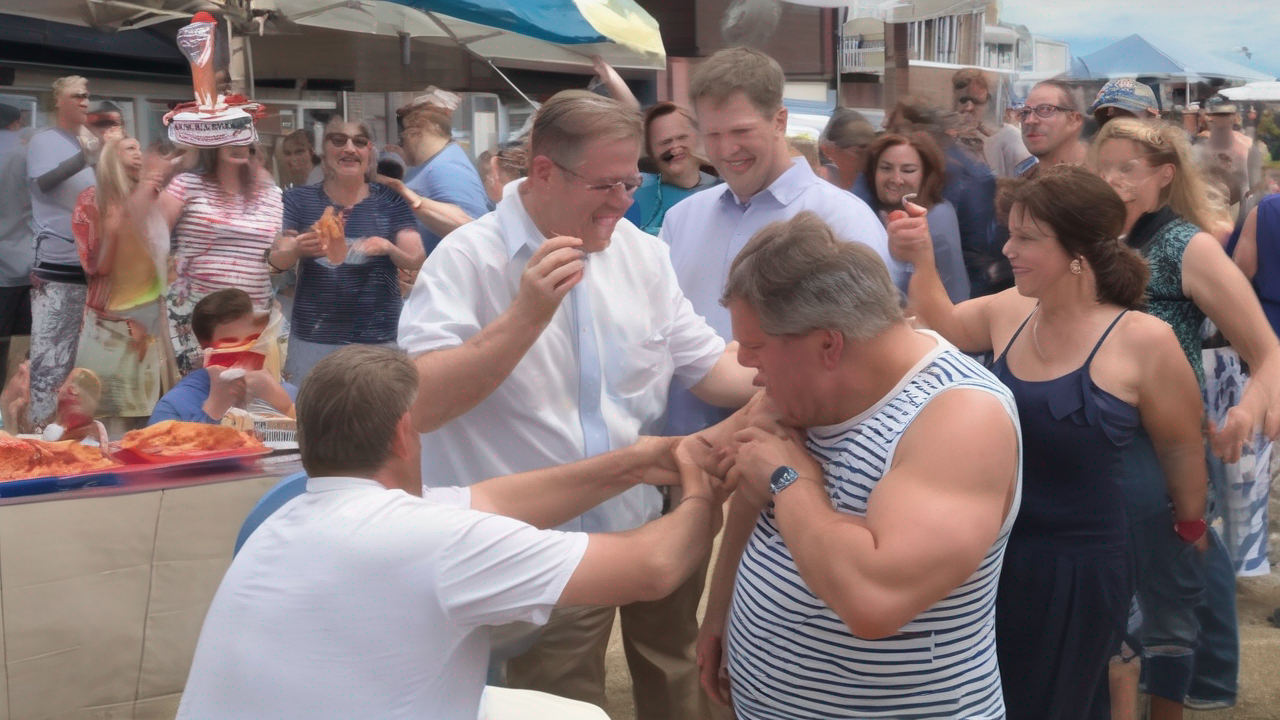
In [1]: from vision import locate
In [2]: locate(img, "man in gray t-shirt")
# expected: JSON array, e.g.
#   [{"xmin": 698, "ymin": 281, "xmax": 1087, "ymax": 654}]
[
  {"xmin": 27, "ymin": 127, "xmax": 95, "ymax": 272},
  {"xmin": 24, "ymin": 76, "xmax": 97, "ymax": 430}
]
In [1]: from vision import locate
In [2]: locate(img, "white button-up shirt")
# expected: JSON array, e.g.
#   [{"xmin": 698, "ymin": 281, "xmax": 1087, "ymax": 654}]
[
  {"xmin": 659, "ymin": 157, "xmax": 898, "ymax": 436},
  {"xmin": 178, "ymin": 477, "xmax": 588, "ymax": 720},
  {"xmin": 399, "ymin": 181, "xmax": 726, "ymax": 533}
]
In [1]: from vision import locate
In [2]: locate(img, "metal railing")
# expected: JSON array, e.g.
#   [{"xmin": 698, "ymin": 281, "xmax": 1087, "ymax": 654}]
[{"xmin": 841, "ymin": 36, "xmax": 886, "ymax": 72}]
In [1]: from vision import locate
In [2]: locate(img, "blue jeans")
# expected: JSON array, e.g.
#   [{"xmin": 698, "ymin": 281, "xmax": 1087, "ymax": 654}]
[
  {"xmin": 1129, "ymin": 509, "xmax": 1202, "ymax": 698},
  {"xmin": 1185, "ymin": 528, "xmax": 1239, "ymax": 707},
  {"xmin": 1139, "ymin": 527, "xmax": 1238, "ymax": 706}
]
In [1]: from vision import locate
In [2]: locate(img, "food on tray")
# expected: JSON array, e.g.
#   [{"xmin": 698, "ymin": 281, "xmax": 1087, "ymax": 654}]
[
  {"xmin": 0, "ymin": 436, "xmax": 120, "ymax": 481},
  {"xmin": 120, "ymin": 420, "xmax": 262, "ymax": 457},
  {"xmin": 221, "ymin": 408, "xmax": 254, "ymax": 434},
  {"xmin": 312, "ymin": 205, "xmax": 347, "ymax": 265}
]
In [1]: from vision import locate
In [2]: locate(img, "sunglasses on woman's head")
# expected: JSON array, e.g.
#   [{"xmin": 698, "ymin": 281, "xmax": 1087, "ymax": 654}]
[{"xmin": 326, "ymin": 134, "xmax": 371, "ymax": 149}]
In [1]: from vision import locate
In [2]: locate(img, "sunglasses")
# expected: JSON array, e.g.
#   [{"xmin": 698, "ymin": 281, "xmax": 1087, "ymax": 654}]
[
  {"xmin": 957, "ymin": 96, "xmax": 988, "ymax": 107},
  {"xmin": 90, "ymin": 119, "xmax": 122, "ymax": 129},
  {"xmin": 326, "ymin": 134, "xmax": 371, "ymax": 149}
]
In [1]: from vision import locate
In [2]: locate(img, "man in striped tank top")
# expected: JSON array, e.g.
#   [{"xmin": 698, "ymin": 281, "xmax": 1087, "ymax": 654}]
[{"xmin": 695, "ymin": 212, "xmax": 1023, "ymax": 719}]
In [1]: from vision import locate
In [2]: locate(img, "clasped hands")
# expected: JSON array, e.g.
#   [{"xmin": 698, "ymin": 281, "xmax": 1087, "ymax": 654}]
[{"xmin": 634, "ymin": 392, "xmax": 823, "ymax": 513}]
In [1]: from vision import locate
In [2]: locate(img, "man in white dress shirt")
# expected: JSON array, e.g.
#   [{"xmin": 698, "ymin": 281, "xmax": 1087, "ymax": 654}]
[
  {"xmin": 179, "ymin": 345, "xmax": 729, "ymax": 720},
  {"xmin": 399, "ymin": 92, "xmax": 758, "ymax": 717}
]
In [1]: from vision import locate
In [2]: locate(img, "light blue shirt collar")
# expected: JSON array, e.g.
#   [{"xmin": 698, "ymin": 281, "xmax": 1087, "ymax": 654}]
[{"xmin": 716, "ymin": 156, "xmax": 819, "ymax": 209}]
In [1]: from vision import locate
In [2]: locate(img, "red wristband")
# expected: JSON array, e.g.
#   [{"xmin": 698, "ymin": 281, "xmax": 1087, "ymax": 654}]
[{"xmin": 1174, "ymin": 518, "xmax": 1207, "ymax": 544}]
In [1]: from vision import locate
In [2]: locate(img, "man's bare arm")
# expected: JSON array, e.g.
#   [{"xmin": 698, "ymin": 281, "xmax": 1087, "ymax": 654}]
[
  {"xmin": 690, "ymin": 343, "xmax": 759, "ymax": 409},
  {"xmin": 745, "ymin": 390, "xmax": 1018, "ymax": 639},
  {"xmin": 470, "ymin": 437, "xmax": 678, "ymax": 529}
]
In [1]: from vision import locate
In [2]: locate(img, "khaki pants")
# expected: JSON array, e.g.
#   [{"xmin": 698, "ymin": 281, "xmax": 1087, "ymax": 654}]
[{"xmin": 507, "ymin": 554, "xmax": 729, "ymax": 720}]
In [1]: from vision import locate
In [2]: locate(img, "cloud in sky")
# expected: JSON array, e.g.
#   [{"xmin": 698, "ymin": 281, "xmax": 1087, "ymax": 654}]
[{"xmin": 999, "ymin": 0, "xmax": 1278, "ymax": 77}]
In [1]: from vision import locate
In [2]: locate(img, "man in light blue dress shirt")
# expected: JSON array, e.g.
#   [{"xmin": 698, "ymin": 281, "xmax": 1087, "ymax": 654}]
[{"xmin": 661, "ymin": 48, "xmax": 899, "ymax": 439}]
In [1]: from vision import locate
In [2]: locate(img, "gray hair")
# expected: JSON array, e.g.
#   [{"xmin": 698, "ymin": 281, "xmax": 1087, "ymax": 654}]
[
  {"xmin": 721, "ymin": 212, "xmax": 902, "ymax": 341},
  {"xmin": 529, "ymin": 91, "xmax": 642, "ymax": 167},
  {"xmin": 322, "ymin": 117, "xmax": 378, "ymax": 181}
]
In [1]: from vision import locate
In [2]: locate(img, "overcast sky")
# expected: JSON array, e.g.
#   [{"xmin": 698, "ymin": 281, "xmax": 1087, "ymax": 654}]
[{"xmin": 999, "ymin": 0, "xmax": 1278, "ymax": 77}]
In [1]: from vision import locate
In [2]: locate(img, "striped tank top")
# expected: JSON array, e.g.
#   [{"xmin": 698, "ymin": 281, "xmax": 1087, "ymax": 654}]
[{"xmin": 727, "ymin": 334, "xmax": 1022, "ymax": 720}]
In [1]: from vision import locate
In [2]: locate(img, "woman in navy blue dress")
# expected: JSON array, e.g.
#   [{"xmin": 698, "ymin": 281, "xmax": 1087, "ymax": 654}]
[{"xmin": 890, "ymin": 164, "xmax": 1209, "ymax": 719}]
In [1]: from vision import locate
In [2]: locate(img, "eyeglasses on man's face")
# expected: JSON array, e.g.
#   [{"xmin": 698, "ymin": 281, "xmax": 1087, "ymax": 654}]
[
  {"xmin": 1017, "ymin": 104, "xmax": 1077, "ymax": 121},
  {"xmin": 326, "ymin": 134, "xmax": 371, "ymax": 149},
  {"xmin": 551, "ymin": 159, "xmax": 642, "ymax": 195}
]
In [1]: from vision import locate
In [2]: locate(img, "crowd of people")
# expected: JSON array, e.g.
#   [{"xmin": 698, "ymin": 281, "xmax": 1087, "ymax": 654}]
[{"xmin": 1, "ymin": 43, "xmax": 1279, "ymax": 720}]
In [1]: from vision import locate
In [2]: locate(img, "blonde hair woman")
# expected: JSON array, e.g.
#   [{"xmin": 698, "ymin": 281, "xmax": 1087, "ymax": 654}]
[
  {"xmin": 1092, "ymin": 117, "xmax": 1280, "ymax": 720},
  {"xmin": 70, "ymin": 138, "xmax": 173, "ymax": 434}
]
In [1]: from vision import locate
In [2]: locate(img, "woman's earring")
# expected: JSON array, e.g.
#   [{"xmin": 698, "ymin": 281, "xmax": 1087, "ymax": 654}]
[{"xmin": 1070, "ymin": 259, "xmax": 1083, "ymax": 275}]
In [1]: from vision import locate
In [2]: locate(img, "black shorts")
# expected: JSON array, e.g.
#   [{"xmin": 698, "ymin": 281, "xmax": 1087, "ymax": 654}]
[{"xmin": 0, "ymin": 285, "xmax": 32, "ymax": 338}]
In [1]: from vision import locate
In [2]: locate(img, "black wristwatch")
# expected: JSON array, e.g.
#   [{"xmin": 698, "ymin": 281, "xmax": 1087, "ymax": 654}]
[{"xmin": 769, "ymin": 466, "xmax": 800, "ymax": 496}]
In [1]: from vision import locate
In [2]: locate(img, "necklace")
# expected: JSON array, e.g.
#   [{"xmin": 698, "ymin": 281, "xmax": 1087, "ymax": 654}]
[{"xmin": 1031, "ymin": 308, "xmax": 1049, "ymax": 362}]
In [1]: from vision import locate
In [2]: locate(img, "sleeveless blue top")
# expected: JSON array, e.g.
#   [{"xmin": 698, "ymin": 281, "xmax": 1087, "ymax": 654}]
[{"xmin": 992, "ymin": 310, "xmax": 1140, "ymax": 550}]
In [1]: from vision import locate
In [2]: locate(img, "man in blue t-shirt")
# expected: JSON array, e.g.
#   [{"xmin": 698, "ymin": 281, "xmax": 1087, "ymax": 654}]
[
  {"xmin": 627, "ymin": 103, "xmax": 719, "ymax": 236},
  {"xmin": 400, "ymin": 109, "xmax": 490, "ymax": 255},
  {"xmin": 149, "ymin": 290, "xmax": 294, "ymax": 426}
]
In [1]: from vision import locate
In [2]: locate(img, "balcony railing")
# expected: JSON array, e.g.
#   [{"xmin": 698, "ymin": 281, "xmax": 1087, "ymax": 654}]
[{"xmin": 841, "ymin": 36, "xmax": 886, "ymax": 72}]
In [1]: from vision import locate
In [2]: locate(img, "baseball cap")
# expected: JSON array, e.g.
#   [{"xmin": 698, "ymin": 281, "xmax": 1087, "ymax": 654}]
[
  {"xmin": 1089, "ymin": 79, "xmax": 1159, "ymax": 120},
  {"xmin": 1204, "ymin": 96, "xmax": 1238, "ymax": 115},
  {"xmin": 87, "ymin": 99, "xmax": 123, "ymax": 117},
  {"xmin": 396, "ymin": 86, "xmax": 461, "ymax": 117}
]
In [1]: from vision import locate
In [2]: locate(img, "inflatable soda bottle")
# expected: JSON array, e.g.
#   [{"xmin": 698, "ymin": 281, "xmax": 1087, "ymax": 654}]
[{"xmin": 177, "ymin": 12, "xmax": 219, "ymax": 110}]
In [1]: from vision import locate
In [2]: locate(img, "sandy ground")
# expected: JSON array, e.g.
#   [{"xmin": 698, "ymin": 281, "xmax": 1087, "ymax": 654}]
[{"xmin": 600, "ymin": 481, "xmax": 1280, "ymax": 720}]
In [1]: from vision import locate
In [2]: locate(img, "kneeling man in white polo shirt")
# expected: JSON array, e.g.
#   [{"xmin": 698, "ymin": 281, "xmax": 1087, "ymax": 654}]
[{"xmin": 178, "ymin": 345, "xmax": 727, "ymax": 720}]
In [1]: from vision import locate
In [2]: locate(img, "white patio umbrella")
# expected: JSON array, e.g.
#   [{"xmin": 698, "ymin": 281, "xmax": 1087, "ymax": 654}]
[{"xmin": 1220, "ymin": 82, "xmax": 1280, "ymax": 102}]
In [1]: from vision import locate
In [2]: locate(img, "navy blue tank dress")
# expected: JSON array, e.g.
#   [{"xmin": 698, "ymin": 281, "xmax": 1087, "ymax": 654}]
[{"xmin": 993, "ymin": 310, "xmax": 1138, "ymax": 720}]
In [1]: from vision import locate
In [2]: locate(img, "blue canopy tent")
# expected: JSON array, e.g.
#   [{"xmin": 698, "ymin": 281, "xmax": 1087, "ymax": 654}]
[
  {"xmin": 1074, "ymin": 34, "xmax": 1273, "ymax": 111},
  {"xmin": 1077, "ymin": 34, "xmax": 1273, "ymax": 84}
]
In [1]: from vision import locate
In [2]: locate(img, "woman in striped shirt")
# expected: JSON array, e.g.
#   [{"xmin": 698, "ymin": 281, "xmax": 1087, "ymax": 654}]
[
  {"xmin": 70, "ymin": 138, "xmax": 173, "ymax": 435},
  {"xmin": 266, "ymin": 119, "xmax": 423, "ymax": 383},
  {"xmin": 151, "ymin": 142, "xmax": 283, "ymax": 375}
]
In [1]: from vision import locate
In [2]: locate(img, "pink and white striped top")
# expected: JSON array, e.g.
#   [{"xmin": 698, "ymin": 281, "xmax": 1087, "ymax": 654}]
[{"xmin": 166, "ymin": 170, "xmax": 282, "ymax": 309}]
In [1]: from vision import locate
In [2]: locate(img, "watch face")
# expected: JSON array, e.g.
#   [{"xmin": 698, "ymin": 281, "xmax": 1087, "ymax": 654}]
[{"xmin": 770, "ymin": 466, "xmax": 799, "ymax": 495}]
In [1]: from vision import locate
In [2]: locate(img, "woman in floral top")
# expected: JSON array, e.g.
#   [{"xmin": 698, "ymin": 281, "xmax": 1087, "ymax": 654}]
[{"xmin": 1093, "ymin": 118, "xmax": 1280, "ymax": 719}]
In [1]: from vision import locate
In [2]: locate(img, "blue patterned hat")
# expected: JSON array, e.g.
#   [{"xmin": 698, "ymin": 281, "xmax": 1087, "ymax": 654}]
[{"xmin": 1089, "ymin": 79, "xmax": 1160, "ymax": 119}]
